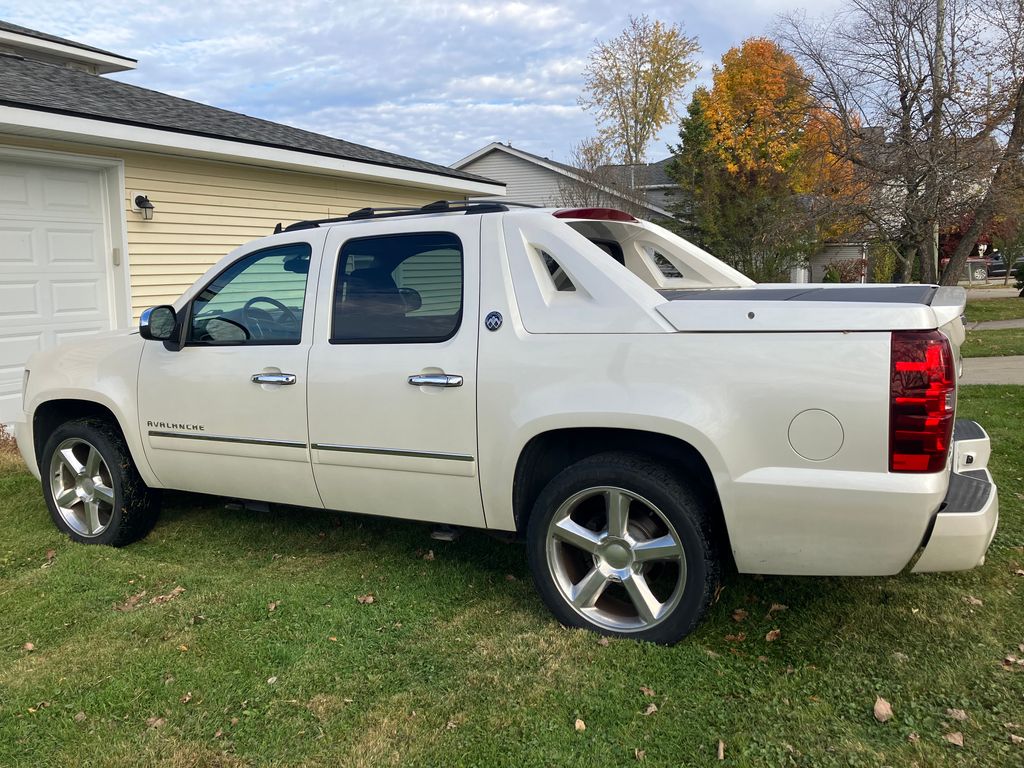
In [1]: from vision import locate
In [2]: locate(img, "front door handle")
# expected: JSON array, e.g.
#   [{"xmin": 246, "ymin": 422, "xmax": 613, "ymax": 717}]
[
  {"xmin": 408, "ymin": 373, "xmax": 463, "ymax": 388},
  {"xmin": 251, "ymin": 372, "xmax": 297, "ymax": 385}
]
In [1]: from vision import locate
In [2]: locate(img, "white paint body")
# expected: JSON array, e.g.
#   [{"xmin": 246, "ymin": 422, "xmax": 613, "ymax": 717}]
[{"xmin": 14, "ymin": 209, "xmax": 998, "ymax": 576}]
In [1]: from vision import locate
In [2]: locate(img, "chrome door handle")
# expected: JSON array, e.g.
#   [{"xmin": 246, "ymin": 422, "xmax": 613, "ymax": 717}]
[
  {"xmin": 408, "ymin": 373, "xmax": 463, "ymax": 388},
  {"xmin": 251, "ymin": 372, "xmax": 297, "ymax": 385}
]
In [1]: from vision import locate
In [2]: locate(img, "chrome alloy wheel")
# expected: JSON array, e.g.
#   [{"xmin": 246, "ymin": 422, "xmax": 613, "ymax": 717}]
[
  {"xmin": 545, "ymin": 486, "xmax": 686, "ymax": 632},
  {"xmin": 49, "ymin": 438, "xmax": 115, "ymax": 537}
]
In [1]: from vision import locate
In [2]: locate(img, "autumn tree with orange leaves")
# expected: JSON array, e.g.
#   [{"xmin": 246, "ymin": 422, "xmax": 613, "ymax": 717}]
[{"xmin": 669, "ymin": 38, "xmax": 860, "ymax": 281}]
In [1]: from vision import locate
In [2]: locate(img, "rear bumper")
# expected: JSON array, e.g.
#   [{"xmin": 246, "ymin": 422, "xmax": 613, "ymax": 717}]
[{"xmin": 912, "ymin": 420, "xmax": 998, "ymax": 572}]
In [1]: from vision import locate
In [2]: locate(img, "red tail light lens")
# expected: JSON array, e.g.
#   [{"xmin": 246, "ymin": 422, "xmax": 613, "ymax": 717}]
[
  {"xmin": 553, "ymin": 208, "xmax": 637, "ymax": 222},
  {"xmin": 889, "ymin": 330, "xmax": 956, "ymax": 472}
]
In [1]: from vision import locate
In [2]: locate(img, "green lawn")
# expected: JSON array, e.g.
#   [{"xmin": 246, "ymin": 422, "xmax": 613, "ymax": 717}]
[
  {"xmin": 962, "ymin": 328, "xmax": 1024, "ymax": 358},
  {"xmin": 964, "ymin": 297, "xmax": 1024, "ymax": 323},
  {"xmin": 1, "ymin": 388, "xmax": 1022, "ymax": 767}
]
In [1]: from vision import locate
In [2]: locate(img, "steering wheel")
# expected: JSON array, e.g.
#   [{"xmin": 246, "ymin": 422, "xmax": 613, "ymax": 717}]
[{"xmin": 243, "ymin": 296, "xmax": 299, "ymax": 336}]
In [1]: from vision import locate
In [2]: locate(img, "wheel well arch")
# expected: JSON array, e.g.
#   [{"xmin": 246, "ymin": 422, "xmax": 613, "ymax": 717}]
[
  {"xmin": 512, "ymin": 427, "xmax": 727, "ymax": 540},
  {"xmin": 32, "ymin": 399, "xmax": 127, "ymax": 466}
]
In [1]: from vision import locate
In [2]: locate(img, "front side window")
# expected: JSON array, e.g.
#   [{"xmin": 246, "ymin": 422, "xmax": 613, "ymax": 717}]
[
  {"xmin": 188, "ymin": 243, "xmax": 311, "ymax": 345},
  {"xmin": 331, "ymin": 232, "xmax": 463, "ymax": 343}
]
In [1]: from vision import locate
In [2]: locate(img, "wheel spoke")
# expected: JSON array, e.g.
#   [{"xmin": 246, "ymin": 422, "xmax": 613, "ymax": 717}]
[
  {"xmin": 84, "ymin": 446, "xmax": 102, "ymax": 476},
  {"xmin": 93, "ymin": 483, "xmax": 115, "ymax": 505},
  {"xmin": 605, "ymin": 489, "xmax": 630, "ymax": 538},
  {"xmin": 55, "ymin": 487, "xmax": 79, "ymax": 509},
  {"xmin": 59, "ymin": 447, "xmax": 84, "ymax": 475},
  {"xmin": 570, "ymin": 568, "xmax": 610, "ymax": 609},
  {"xmin": 84, "ymin": 500, "xmax": 101, "ymax": 535},
  {"xmin": 623, "ymin": 573, "xmax": 662, "ymax": 624},
  {"xmin": 633, "ymin": 534, "xmax": 683, "ymax": 563},
  {"xmin": 551, "ymin": 518, "xmax": 602, "ymax": 554}
]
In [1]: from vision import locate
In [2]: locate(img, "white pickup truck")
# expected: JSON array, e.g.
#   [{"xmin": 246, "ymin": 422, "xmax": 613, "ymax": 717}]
[{"xmin": 14, "ymin": 202, "xmax": 999, "ymax": 644}]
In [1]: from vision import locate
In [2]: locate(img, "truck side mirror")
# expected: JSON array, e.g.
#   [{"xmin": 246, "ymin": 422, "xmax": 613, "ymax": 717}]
[{"xmin": 140, "ymin": 305, "xmax": 178, "ymax": 342}]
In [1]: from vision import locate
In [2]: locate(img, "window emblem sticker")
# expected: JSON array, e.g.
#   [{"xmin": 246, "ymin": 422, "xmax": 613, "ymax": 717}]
[{"xmin": 485, "ymin": 311, "xmax": 503, "ymax": 331}]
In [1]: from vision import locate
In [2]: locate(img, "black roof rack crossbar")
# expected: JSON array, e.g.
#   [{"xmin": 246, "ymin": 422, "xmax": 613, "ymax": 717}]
[{"xmin": 278, "ymin": 199, "xmax": 539, "ymax": 232}]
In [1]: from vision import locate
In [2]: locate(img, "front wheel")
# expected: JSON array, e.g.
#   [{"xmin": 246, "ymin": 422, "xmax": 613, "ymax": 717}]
[
  {"xmin": 972, "ymin": 266, "xmax": 988, "ymax": 281},
  {"xmin": 41, "ymin": 417, "xmax": 159, "ymax": 546},
  {"xmin": 526, "ymin": 452, "xmax": 722, "ymax": 645}
]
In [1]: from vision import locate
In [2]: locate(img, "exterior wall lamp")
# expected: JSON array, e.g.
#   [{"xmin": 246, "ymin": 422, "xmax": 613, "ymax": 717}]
[{"xmin": 134, "ymin": 194, "xmax": 155, "ymax": 220}]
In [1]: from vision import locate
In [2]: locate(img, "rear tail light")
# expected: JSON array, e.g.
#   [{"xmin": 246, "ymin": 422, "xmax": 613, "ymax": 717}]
[
  {"xmin": 889, "ymin": 330, "xmax": 956, "ymax": 472},
  {"xmin": 553, "ymin": 208, "xmax": 637, "ymax": 222}
]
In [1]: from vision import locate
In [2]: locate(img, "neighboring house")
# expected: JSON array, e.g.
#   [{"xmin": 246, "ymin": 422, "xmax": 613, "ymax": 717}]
[
  {"xmin": 807, "ymin": 242, "xmax": 868, "ymax": 282},
  {"xmin": 451, "ymin": 142, "xmax": 673, "ymax": 220},
  {"xmin": 594, "ymin": 157, "xmax": 680, "ymax": 214},
  {"xmin": 0, "ymin": 20, "xmax": 502, "ymax": 423}
]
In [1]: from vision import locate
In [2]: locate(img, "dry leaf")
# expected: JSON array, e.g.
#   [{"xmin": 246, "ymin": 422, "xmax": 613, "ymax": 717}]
[
  {"xmin": 643, "ymin": 703, "xmax": 658, "ymax": 716},
  {"xmin": 946, "ymin": 708, "xmax": 968, "ymax": 722},
  {"xmin": 1010, "ymin": 734, "xmax": 1024, "ymax": 745},
  {"xmin": 356, "ymin": 594, "xmax": 375, "ymax": 605},
  {"xmin": 74, "ymin": 711, "xmax": 86, "ymax": 722},
  {"xmin": 944, "ymin": 731, "xmax": 964, "ymax": 747},
  {"xmin": 505, "ymin": 574, "xmax": 517, "ymax": 581},
  {"xmin": 214, "ymin": 728, "xmax": 223, "ymax": 739},
  {"xmin": 267, "ymin": 600, "xmax": 279, "ymax": 612},
  {"xmin": 1013, "ymin": 569, "xmax": 1024, "ymax": 577},
  {"xmin": 150, "ymin": 586, "xmax": 185, "ymax": 605},
  {"xmin": 597, "ymin": 637, "xmax": 610, "ymax": 647},
  {"xmin": 765, "ymin": 629, "xmax": 782, "ymax": 642},
  {"xmin": 329, "ymin": 636, "xmax": 337, "ymax": 642},
  {"xmin": 423, "ymin": 550, "xmax": 435, "ymax": 561},
  {"xmin": 634, "ymin": 748, "xmax": 646, "ymax": 761},
  {"xmin": 22, "ymin": 642, "xmax": 34, "ymax": 651},
  {"xmin": 1007, "ymin": 723, "xmax": 1022, "ymax": 730},
  {"xmin": 44, "ymin": 549, "xmax": 56, "ymax": 567},
  {"xmin": 873, "ymin": 696, "xmax": 894, "ymax": 723},
  {"xmin": 231, "ymin": 717, "xmax": 240, "ymax": 725},
  {"xmin": 718, "ymin": 740, "xmax": 725, "ymax": 760},
  {"xmin": 640, "ymin": 686, "xmax": 655, "ymax": 697},
  {"xmin": 892, "ymin": 651, "xmax": 910, "ymax": 663},
  {"xmin": 725, "ymin": 633, "xmax": 745, "ymax": 642},
  {"xmin": 267, "ymin": 676, "xmax": 278, "ymax": 685},
  {"xmin": 908, "ymin": 732, "xmax": 920, "ymax": 743},
  {"xmin": 767, "ymin": 602, "xmax": 788, "ymax": 617},
  {"xmin": 146, "ymin": 716, "xmax": 166, "ymax": 729},
  {"xmin": 177, "ymin": 644, "xmax": 188, "ymax": 652},
  {"xmin": 732, "ymin": 608, "xmax": 748, "ymax": 622},
  {"xmin": 114, "ymin": 591, "xmax": 147, "ymax": 611},
  {"xmin": 963, "ymin": 596, "xmax": 983, "ymax": 607},
  {"xmin": 180, "ymin": 692, "xmax": 193, "ymax": 704},
  {"xmin": 574, "ymin": 718, "xmax": 586, "ymax": 732}
]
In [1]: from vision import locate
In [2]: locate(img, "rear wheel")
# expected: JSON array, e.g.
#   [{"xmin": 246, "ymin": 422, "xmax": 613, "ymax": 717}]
[
  {"xmin": 41, "ymin": 418, "xmax": 159, "ymax": 546},
  {"xmin": 972, "ymin": 266, "xmax": 988, "ymax": 281},
  {"xmin": 526, "ymin": 452, "xmax": 721, "ymax": 644}
]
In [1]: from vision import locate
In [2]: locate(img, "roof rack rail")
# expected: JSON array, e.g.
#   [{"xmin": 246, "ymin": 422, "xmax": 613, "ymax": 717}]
[{"xmin": 274, "ymin": 199, "xmax": 539, "ymax": 233}]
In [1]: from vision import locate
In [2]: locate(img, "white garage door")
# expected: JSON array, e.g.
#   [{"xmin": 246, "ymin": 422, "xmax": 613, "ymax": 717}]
[{"xmin": 0, "ymin": 160, "xmax": 114, "ymax": 424}]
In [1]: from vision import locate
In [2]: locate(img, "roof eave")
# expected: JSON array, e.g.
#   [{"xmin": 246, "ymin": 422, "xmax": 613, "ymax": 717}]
[
  {"xmin": 0, "ymin": 105, "xmax": 506, "ymax": 196},
  {"xmin": 0, "ymin": 29, "xmax": 136, "ymax": 74}
]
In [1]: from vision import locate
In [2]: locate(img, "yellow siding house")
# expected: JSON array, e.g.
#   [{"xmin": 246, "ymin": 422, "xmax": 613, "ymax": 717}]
[{"xmin": 0, "ymin": 20, "xmax": 502, "ymax": 423}]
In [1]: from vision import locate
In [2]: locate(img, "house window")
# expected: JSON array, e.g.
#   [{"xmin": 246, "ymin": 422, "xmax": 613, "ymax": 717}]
[{"xmin": 331, "ymin": 232, "xmax": 463, "ymax": 343}]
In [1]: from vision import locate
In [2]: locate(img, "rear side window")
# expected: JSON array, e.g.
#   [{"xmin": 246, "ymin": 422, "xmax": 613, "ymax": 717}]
[{"xmin": 331, "ymin": 232, "xmax": 463, "ymax": 343}]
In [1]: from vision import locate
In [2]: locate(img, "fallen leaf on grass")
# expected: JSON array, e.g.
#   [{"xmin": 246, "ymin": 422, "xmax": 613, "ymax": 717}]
[
  {"xmin": 114, "ymin": 591, "xmax": 147, "ymax": 612},
  {"xmin": 946, "ymin": 708, "xmax": 968, "ymax": 722},
  {"xmin": 765, "ymin": 629, "xmax": 781, "ymax": 642},
  {"xmin": 214, "ymin": 729, "xmax": 223, "ymax": 739},
  {"xmin": 267, "ymin": 600, "xmax": 279, "ymax": 612},
  {"xmin": 963, "ymin": 596, "xmax": 983, "ymax": 607},
  {"xmin": 718, "ymin": 740, "xmax": 725, "ymax": 760},
  {"xmin": 505, "ymin": 573, "xmax": 517, "ymax": 581},
  {"xmin": 22, "ymin": 642, "xmax": 34, "ymax": 651},
  {"xmin": 180, "ymin": 692, "xmax": 192, "ymax": 704},
  {"xmin": 267, "ymin": 676, "xmax": 278, "ymax": 685},
  {"xmin": 1013, "ymin": 569, "xmax": 1024, "ymax": 577},
  {"xmin": 892, "ymin": 651, "xmax": 910, "ymax": 663},
  {"xmin": 643, "ymin": 703, "xmax": 658, "ymax": 716},
  {"xmin": 574, "ymin": 718, "xmax": 586, "ymax": 732},
  {"xmin": 597, "ymin": 637, "xmax": 610, "ymax": 647},
  {"xmin": 634, "ymin": 748, "xmax": 646, "ymax": 761},
  {"xmin": 177, "ymin": 644, "xmax": 188, "ymax": 653},
  {"xmin": 640, "ymin": 686, "xmax": 655, "ymax": 697},
  {"xmin": 146, "ymin": 716, "xmax": 166, "ymax": 729},
  {"xmin": 423, "ymin": 550, "xmax": 435, "ymax": 561},
  {"xmin": 329, "ymin": 636, "xmax": 337, "ymax": 642},
  {"xmin": 873, "ymin": 697, "xmax": 894, "ymax": 723},
  {"xmin": 767, "ymin": 602, "xmax": 788, "ymax": 618},
  {"xmin": 732, "ymin": 608, "xmax": 748, "ymax": 622},
  {"xmin": 908, "ymin": 732, "xmax": 920, "ymax": 743},
  {"xmin": 724, "ymin": 633, "xmax": 745, "ymax": 643},
  {"xmin": 150, "ymin": 586, "xmax": 185, "ymax": 605},
  {"xmin": 1010, "ymin": 734, "xmax": 1024, "ymax": 745},
  {"xmin": 42, "ymin": 549, "xmax": 56, "ymax": 568},
  {"xmin": 356, "ymin": 594, "xmax": 375, "ymax": 605},
  {"xmin": 944, "ymin": 731, "xmax": 964, "ymax": 747},
  {"xmin": 1007, "ymin": 723, "xmax": 1022, "ymax": 730}
]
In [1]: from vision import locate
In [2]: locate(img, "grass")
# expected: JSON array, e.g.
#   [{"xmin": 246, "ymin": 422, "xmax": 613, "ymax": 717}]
[
  {"xmin": 1, "ymin": 387, "xmax": 1023, "ymax": 767},
  {"xmin": 964, "ymin": 297, "xmax": 1024, "ymax": 323},
  {"xmin": 962, "ymin": 328, "xmax": 1024, "ymax": 358}
]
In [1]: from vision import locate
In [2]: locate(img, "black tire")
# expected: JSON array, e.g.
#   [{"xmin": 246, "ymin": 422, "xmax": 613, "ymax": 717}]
[
  {"xmin": 526, "ymin": 451, "xmax": 721, "ymax": 645},
  {"xmin": 41, "ymin": 417, "xmax": 159, "ymax": 546}
]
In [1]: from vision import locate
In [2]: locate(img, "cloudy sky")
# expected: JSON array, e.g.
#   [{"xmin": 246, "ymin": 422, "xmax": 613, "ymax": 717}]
[{"xmin": 1, "ymin": 0, "xmax": 840, "ymax": 168}]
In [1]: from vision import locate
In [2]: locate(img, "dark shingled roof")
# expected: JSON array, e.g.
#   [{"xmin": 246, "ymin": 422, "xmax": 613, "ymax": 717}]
[
  {"xmin": 0, "ymin": 53, "xmax": 496, "ymax": 187},
  {"xmin": 597, "ymin": 157, "xmax": 675, "ymax": 188},
  {"xmin": 0, "ymin": 19, "xmax": 134, "ymax": 61}
]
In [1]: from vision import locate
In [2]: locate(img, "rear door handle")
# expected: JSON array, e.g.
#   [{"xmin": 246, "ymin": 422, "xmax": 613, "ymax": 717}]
[
  {"xmin": 251, "ymin": 372, "xmax": 297, "ymax": 385},
  {"xmin": 408, "ymin": 373, "xmax": 463, "ymax": 388}
]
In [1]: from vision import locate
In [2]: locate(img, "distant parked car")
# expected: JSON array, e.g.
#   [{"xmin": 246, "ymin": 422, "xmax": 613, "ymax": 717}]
[
  {"xmin": 987, "ymin": 253, "xmax": 1008, "ymax": 278},
  {"xmin": 939, "ymin": 256, "xmax": 990, "ymax": 282}
]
